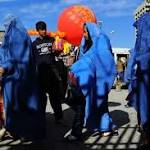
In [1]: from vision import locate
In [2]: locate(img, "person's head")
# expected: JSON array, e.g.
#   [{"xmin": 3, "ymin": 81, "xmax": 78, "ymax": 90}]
[
  {"xmin": 82, "ymin": 23, "xmax": 93, "ymax": 52},
  {"xmin": 83, "ymin": 23, "xmax": 89, "ymax": 40},
  {"xmin": 36, "ymin": 21, "xmax": 47, "ymax": 38}
]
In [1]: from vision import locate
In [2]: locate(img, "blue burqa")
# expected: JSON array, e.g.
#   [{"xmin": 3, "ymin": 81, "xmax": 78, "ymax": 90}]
[
  {"xmin": 0, "ymin": 16, "xmax": 45, "ymax": 139},
  {"xmin": 71, "ymin": 22, "xmax": 117, "ymax": 132},
  {"xmin": 125, "ymin": 13, "xmax": 150, "ymax": 135}
]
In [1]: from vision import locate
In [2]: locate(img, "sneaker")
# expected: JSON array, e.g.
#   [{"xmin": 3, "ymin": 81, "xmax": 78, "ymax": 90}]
[
  {"xmin": 64, "ymin": 134, "xmax": 81, "ymax": 142},
  {"xmin": 100, "ymin": 130, "xmax": 118, "ymax": 137}
]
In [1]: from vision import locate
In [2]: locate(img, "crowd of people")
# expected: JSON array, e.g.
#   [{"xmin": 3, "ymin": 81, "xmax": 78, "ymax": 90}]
[{"xmin": 0, "ymin": 13, "xmax": 150, "ymax": 149}]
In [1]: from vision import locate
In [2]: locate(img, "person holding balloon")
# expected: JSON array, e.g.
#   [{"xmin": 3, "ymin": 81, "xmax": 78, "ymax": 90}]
[{"xmin": 64, "ymin": 22, "xmax": 118, "ymax": 141}]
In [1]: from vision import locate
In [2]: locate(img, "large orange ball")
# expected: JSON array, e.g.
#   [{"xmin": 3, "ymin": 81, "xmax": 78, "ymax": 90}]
[{"xmin": 57, "ymin": 5, "xmax": 97, "ymax": 46}]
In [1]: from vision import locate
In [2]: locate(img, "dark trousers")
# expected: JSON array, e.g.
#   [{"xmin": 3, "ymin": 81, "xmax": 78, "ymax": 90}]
[
  {"xmin": 38, "ymin": 63, "xmax": 63, "ymax": 119},
  {"xmin": 55, "ymin": 60, "xmax": 68, "ymax": 99},
  {"xmin": 71, "ymin": 89, "xmax": 85, "ymax": 137},
  {"xmin": 40, "ymin": 89, "xmax": 63, "ymax": 120}
]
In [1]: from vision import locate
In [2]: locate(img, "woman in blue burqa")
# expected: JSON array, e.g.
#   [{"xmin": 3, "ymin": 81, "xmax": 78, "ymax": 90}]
[
  {"xmin": 124, "ymin": 13, "xmax": 150, "ymax": 148},
  {"xmin": 65, "ymin": 22, "xmax": 118, "ymax": 141},
  {"xmin": 0, "ymin": 15, "xmax": 46, "ymax": 140}
]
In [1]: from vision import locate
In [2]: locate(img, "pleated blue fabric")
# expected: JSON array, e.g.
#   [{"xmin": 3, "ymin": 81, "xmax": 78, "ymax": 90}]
[
  {"xmin": 0, "ymin": 15, "xmax": 45, "ymax": 140},
  {"xmin": 125, "ymin": 13, "xmax": 150, "ymax": 135},
  {"xmin": 71, "ymin": 22, "xmax": 117, "ymax": 132}
]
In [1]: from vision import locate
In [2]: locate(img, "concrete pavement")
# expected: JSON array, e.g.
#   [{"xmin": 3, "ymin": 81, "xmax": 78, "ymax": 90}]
[{"xmin": 0, "ymin": 89, "xmax": 142, "ymax": 150}]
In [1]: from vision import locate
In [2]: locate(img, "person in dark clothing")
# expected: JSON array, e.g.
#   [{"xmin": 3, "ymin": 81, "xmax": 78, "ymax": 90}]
[
  {"xmin": 64, "ymin": 71, "xmax": 85, "ymax": 141},
  {"xmin": 32, "ymin": 21, "xmax": 63, "ymax": 122}
]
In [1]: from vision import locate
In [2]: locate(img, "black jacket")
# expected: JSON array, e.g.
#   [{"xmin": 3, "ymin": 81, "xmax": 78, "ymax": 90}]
[{"xmin": 32, "ymin": 35, "xmax": 55, "ymax": 66}]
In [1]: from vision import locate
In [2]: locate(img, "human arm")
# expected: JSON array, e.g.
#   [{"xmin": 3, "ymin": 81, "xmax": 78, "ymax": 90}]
[
  {"xmin": 0, "ymin": 48, "xmax": 14, "ymax": 77},
  {"xmin": 0, "ymin": 67, "xmax": 4, "ymax": 77}
]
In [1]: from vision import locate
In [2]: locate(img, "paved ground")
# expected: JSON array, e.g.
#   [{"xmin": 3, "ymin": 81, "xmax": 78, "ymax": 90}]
[{"xmin": 0, "ymin": 89, "xmax": 142, "ymax": 150}]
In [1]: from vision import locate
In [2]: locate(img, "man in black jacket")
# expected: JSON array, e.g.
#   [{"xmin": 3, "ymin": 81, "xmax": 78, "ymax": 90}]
[{"xmin": 32, "ymin": 21, "xmax": 63, "ymax": 122}]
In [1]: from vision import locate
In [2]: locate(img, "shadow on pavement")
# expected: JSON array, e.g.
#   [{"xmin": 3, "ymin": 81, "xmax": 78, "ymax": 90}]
[
  {"xmin": 0, "ymin": 108, "xmax": 91, "ymax": 150},
  {"xmin": 0, "ymin": 106, "xmax": 142, "ymax": 150},
  {"xmin": 108, "ymin": 102, "xmax": 121, "ymax": 107},
  {"xmin": 110, "ymin": 110, "xmax": 130, "ymax": 127}
]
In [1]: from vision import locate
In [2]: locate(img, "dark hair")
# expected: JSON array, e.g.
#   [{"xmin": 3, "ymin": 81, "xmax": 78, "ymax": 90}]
[{"xmin": 36, "ymin": 21, "xmax": 47, "ymax": 31}]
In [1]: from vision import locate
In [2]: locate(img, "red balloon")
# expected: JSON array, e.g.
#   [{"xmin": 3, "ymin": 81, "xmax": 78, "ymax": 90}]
[{"xmin": 57, "ymin": 5, "xmax": 97, "ymax": 46}]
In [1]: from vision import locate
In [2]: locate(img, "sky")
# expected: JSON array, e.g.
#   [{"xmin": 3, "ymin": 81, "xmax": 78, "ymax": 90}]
[{"xmin": 0, "ymin": 0, "xmax": 143, "ymax": 48}]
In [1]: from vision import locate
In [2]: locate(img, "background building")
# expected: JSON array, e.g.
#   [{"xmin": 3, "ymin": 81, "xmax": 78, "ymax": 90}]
[
  {"xmin": 112, "ymin": 47, "xmax": 130, "ymax": 63},
  {"xmin": 134, "ymin": 0, "xmax": 150, "ymax": 20}
]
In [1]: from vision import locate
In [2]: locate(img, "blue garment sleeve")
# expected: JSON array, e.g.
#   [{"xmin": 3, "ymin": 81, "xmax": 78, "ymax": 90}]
[{"xmin": 124, "ymin": 49, "xmax": 137, "ymax": 83}]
